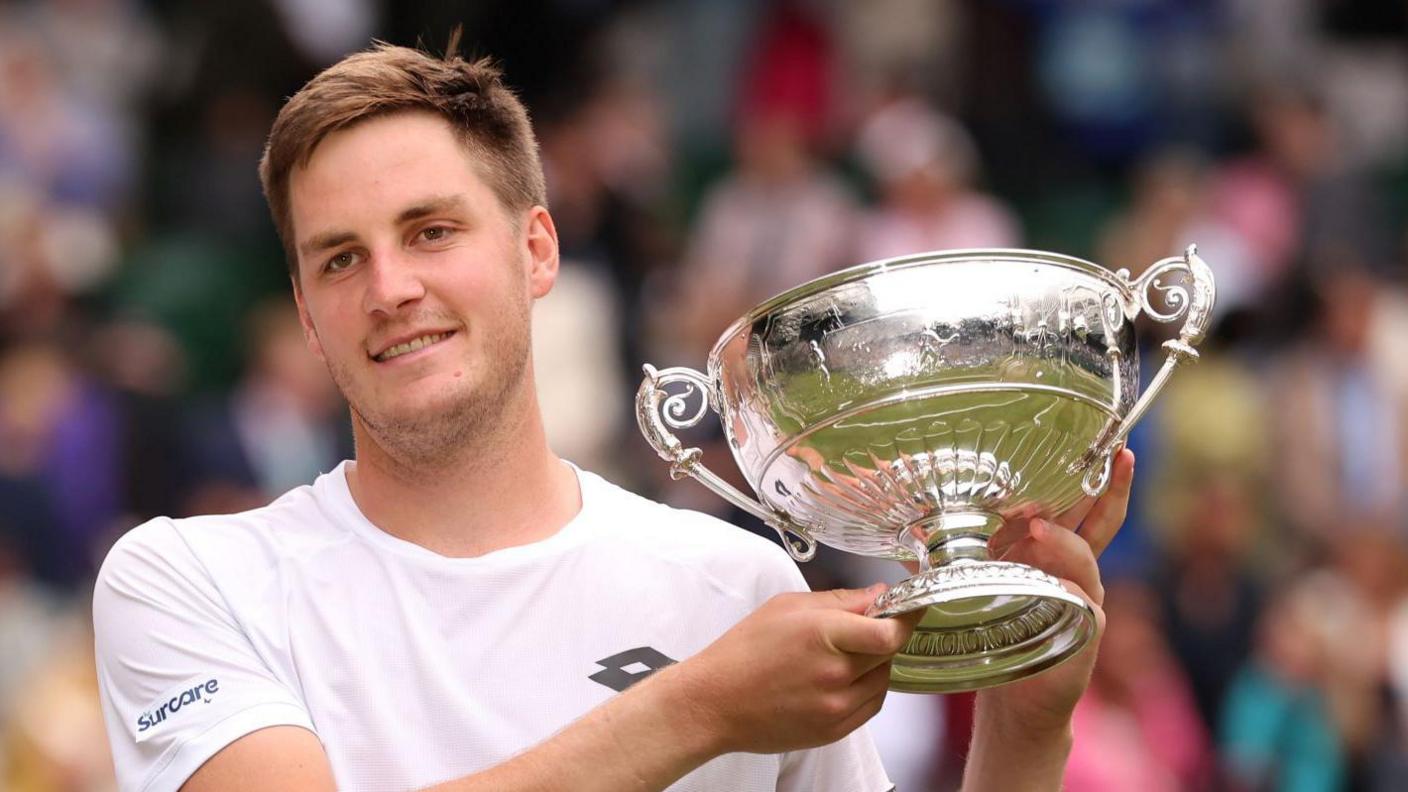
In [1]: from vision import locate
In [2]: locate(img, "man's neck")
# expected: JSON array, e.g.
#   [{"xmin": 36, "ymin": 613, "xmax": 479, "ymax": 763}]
[{"xmin": 343, "ymin": 397, "xmax": 581, "ymax": 558}]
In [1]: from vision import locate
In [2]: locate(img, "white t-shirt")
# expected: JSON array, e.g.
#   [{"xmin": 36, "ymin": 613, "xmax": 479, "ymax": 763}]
[{"xmin": 93, "ymin": 463, "xmax": 892, "ymax": 792}]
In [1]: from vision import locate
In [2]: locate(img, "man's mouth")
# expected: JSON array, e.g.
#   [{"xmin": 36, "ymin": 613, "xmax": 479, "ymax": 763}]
[{"xmin": 371, "ymin": 331, "xmax": 456, "ymax": 362}]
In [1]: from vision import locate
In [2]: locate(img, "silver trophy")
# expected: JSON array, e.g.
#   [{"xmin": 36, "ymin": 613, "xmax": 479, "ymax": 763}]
[{"xmin": 638, "ymin": 246, "xmax": 1214, "ymax": 692}]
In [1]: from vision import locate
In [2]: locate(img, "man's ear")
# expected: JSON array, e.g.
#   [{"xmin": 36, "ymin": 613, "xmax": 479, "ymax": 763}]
[
  {"xmin": 522, "ymin": 206, "xmax": 560, "ymax": 299},
  {"xmin": 291, "ymin": 277, "xmax": 325, "ymax": 361}
]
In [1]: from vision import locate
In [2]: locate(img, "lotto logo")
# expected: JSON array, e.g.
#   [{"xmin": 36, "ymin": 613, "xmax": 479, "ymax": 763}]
[{"xmin": 588, "ymin": 647, "xmax": 676, "ymax": 692}]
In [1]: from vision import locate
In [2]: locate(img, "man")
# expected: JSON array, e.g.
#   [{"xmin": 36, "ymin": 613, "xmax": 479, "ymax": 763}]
[{"xmin": 94, "ymin": 41, "xmax": 1132, "ymax": 791}]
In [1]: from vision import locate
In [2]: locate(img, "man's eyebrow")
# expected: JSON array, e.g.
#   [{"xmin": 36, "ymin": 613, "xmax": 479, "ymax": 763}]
[
  {"xmin": 298, "ymin": 196, "xmax": 468, "ymax": 257},
  {"xmin": 300, "ymin": 230, "xmax": 357, "ymax": 258},
  {"xmin": 395, "ymin": 195, "xmax": 467, "ymax": 224}
]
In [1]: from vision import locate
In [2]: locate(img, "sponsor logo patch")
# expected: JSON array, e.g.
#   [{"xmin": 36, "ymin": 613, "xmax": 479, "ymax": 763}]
[
  {"xmin": 136, "ymin": 678, "xmax": 220, "ymax": 735},
  {"xmin": 589, "ymin": 647, "xmax": 676, "ymax": 692}
]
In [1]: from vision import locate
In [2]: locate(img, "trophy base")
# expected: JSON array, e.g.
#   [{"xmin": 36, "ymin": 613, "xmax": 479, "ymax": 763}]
[{"xmin": 867, "ymin": 561, "xmax": 1096, "ymax": 693}]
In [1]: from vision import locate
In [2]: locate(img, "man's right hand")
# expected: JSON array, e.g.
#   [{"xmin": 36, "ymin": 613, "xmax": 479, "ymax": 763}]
[{"xmin": 657, "ymin": 584, "xmax": 923, "ymax": 756}]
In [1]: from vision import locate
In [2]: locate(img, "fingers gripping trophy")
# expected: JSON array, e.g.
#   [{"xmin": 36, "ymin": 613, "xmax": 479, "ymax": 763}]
[{"xmin": 638, "ymin": 246, "xmax": 1215, "ymax": 692}]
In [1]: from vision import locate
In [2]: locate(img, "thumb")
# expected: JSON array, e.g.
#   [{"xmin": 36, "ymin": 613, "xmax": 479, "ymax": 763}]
[{"xmin": 815, "ymin": 583, "xmax": 889, "ymax": 614}]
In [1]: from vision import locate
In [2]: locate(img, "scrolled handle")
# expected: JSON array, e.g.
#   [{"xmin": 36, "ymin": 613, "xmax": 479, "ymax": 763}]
[
  {"xmin": 1080, "ymin": 245, "xmax": 1217, "ymax": 497},
  {"xmin": 636, "ymin": 364, "xmax": 818, "ymax": 561}
]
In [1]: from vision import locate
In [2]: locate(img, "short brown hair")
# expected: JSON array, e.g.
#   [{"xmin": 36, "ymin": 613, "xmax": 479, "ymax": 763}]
[{"xmin": 258, "ymin": 40, "xmax": 546, "ymax": 281}]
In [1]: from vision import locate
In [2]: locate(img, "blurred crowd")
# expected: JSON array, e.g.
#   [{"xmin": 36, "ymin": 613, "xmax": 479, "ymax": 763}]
[{"xmin": 2, "ymin": 1, "xmax": 1407, "ymax": 790}]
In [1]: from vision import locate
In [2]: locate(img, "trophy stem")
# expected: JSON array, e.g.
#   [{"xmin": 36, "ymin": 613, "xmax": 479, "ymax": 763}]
[{"xmin": 900, "ymin": 511, "xmax": 1004, "ymax": 571}]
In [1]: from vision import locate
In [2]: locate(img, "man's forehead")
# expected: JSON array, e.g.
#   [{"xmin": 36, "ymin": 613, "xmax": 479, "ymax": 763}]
[
  {"xmin": 291, "ymin": 114, "xmax": 470, "ymax": 195},
  {"xmin": 285, "ymin": 113, "xmax": 511, "ymax": 248},
  {"xmin": 305, "ymin": 109, "xmax": 457, "ymax": 160},
  {"xmin": 289, "ymin": 154, "xmax": 484, "ymax": 238}
]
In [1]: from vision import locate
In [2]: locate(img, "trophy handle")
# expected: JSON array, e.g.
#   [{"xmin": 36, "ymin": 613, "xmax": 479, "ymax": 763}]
[
  {"xmin": 636, "ymin": 364, "xmax": 819, "ymax": 562},
  {"xmin": 1082, "ymin": 244, "xmax": 1217, "ymax": 496}
]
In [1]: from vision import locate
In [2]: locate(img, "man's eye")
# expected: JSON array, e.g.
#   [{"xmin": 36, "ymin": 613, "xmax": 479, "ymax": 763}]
[
  {"xmin": 420, "ymin": 226, "xmax": 453, "ymax": 242},
  {"xmin": 325, "ymin": 251, "xmax": 356, "ymax": 272}
]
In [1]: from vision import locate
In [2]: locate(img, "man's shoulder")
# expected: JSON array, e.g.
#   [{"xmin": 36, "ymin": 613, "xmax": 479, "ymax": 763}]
[
  {"xmin": 576, "ymin": 468, "xmax": 802, "ymax": 579},
  {"xmin": 98, "ymin": 477, "xmax": 347, "ymax": 588}
]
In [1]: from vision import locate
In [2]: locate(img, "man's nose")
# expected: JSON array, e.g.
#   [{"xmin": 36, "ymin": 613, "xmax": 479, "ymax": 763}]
[{"xmin": 362, "ymin": 251, "xmax": 426, "ymax": 315}]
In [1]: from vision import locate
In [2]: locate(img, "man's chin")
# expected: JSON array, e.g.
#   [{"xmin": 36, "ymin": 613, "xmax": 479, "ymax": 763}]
[
  {"xmin": 351, "ymin": 384, "xmax": 473, "ymax": 427},
  {"xmin": 385, "ymin": 393, "xmax": 476, "ymax": 425},
  {"xmin": 344, "ymin": 357, "xmax": 525, "ymax": 454}
]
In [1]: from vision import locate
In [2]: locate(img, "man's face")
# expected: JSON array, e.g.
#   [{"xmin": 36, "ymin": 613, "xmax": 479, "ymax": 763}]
[{"xmin": 288, "ymin": 110, "xmax": 557, "ymax": 463}]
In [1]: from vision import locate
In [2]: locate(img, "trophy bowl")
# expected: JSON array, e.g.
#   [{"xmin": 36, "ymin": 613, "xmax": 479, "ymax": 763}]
[{"xmin": 638, "ymin": 246, "xmax": 1215, "ymax": 692}]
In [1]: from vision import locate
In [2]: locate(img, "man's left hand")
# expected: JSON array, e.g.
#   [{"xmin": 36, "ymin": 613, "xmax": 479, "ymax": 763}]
[{"xmin": 976, "ymin": 447, "xmax": 1135, "ymax": 735}]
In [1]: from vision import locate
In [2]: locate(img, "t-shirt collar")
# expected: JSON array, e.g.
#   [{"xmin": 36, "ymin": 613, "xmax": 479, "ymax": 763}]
[{"xmin": 314, "ymin": 459, "xmax": 594, "ymax": 565}]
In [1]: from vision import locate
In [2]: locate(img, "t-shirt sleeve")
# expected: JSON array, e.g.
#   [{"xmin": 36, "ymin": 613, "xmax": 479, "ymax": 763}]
[
  {"xmin": 777, "ymin": 721, "xmax": 893, "ymax": 791},
  {"xmin": 93, "ymin": 518, "xmax": 315, "ymax": 792}
]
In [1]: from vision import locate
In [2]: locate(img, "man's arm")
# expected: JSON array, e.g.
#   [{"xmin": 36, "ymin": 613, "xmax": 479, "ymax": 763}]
[
  {"xmin": 180, "ymin": 727, "xmax": 336, "ymax": 790},
  {"xmin": 185, "ymin": 585, "xmax": 919, "ymax": 792},
  {"xmin": 184, "ymin": 657, "xmax": 717, "ymax": 791}
]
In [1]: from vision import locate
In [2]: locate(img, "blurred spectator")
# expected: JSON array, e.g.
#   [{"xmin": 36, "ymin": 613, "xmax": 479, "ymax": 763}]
[
  {"xmin": 154, "ymin": 86, "xmax": 281, "ymax": 242},
  {"xmin": 0, "ymin": 22, "xmax": 135, "ymax": 212},
  {"xmin": 2, "ymin": 613, "xmax": 112, "ymax": 792},
  {"xmin": 268, "ymin": 0, "xmax": 377, "ymax": 66},
  {"xmin": 1147, "ymin": 329, "xmax": 1273, "ymax": 737},
  {"xmin": 734, "ymin": 1, "xmax": 835, "ymax": 149},
  {"xmin": 538, "ymin": 72, "xmax": 675, "ymax": 399},
  {"xmin": 650, "ymin": 109, "xmax": 857, "ymax": 532},
  {"xmin": 1322, "ymin": 531, "xmax": 1408, "ymax": 788},
  {"xmin": 0, "ymin": 341, "xmax": 122, "ymax": 590},
  {"xmin": 15, "ymin": 0, "xmax": 164, "ymax": 120},
  {"xmin": 1151, "ymin": 342, "xmax": 1272, "ymax": 527},
  {"xmin": 1098, "ymin": 148, "xmax": 1260, "ymax": 318},
  {"xmin": 104, "ymin": 230, "xmax": 283, "ymax": 393},
  {"xmin": 1024, "ymin": 1, "xmax": 1227, "ymax": 164},
  {"xmin": 833, "ymin": 0, "xmax": 963, "ymax": 111},
  {"xmin": 661, "ymin": 107, "xmax": 858, "ymax": 362},
  {"xmin": 532, "ymin": 260, "xmax": 628, "ymax": 478},
  {"xmin": 1226, "ymin": 0, "xmax": 1319, "ymax": 88},
  {"xmin": 1266, "ymin": 266, "xmax": 1408, "ymax": 543},
  {"xmin": 1221, "ymin": 576, "xmax": 1349, "ymax": 792},
  {"xmin": 89, "ymin": 320, "xmax": 189, "ymax": 527},
  {"xmin": 659, "ymin": 0, "xmax": 856, "ymax": 362},
  {"xmin": 1386, "ymin": 594, "xmax": 1408, "ymax": 788},
  {"xmin": 1211, "ymin": 84, "xmax": 1397, "ymax": 301},
  {"xmin": 0, "ymin": 186, "xmax": 119, "ymax": 340},
  {"xmin": 179, "ymin": 298, "xmax": 349, "ymax": 515},
  {"xmin": 1065, "ymin": 580, "xmax": 1212, "ymax": 791},
  {"xmin": 854, "ymin": 97, "xmax": 1021, "ymax": 261},
  {"xmin": 0, "ymin": 519, "xmax": 62, "ymax": 781},
  {"xmin": 1311, "ymin": 3, "xmax": 1408, "ymax": 173},
  {"xmin": 1155, "ymin": 473, "xmax": 1266, "ymax": 737}
]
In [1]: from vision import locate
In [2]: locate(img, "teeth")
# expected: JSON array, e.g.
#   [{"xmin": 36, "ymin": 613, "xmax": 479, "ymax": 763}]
[{"xmin": 375, "ymin": 332, "xmax": 451, "ymax": 362}]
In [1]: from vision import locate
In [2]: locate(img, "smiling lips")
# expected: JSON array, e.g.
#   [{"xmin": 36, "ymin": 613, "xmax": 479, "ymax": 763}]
[{"xmin": 371, "ymin": 331, "xmax": 456, "ymax": 362}]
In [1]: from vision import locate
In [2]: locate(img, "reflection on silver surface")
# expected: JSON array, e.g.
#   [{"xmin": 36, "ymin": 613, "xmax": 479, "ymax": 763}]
[{"xmin": 638, "ymin": 246, "xmax": 1215, "ymax": 691}]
